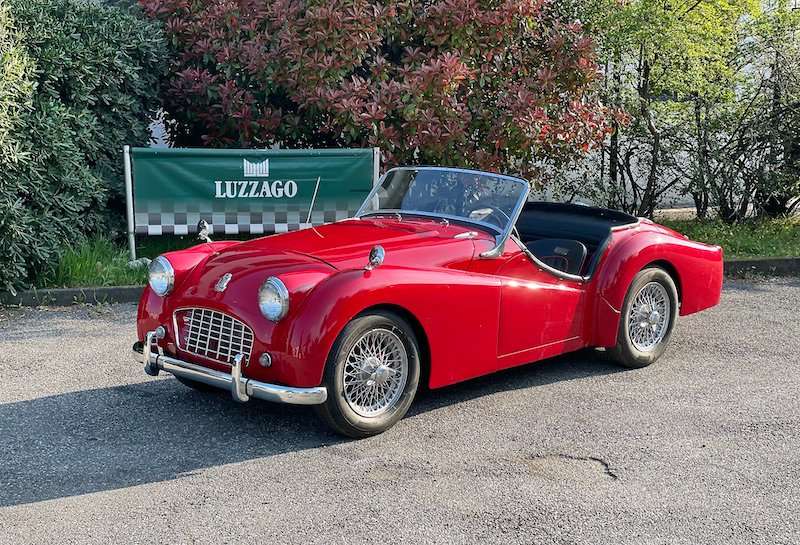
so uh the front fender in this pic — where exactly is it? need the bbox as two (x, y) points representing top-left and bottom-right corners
(284, 265), (502, 389)
(135, 241), (240, 340)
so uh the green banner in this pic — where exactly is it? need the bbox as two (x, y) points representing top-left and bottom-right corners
(131, 147), (377, 235)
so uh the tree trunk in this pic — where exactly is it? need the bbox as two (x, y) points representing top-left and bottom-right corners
(608, 55), (623, 210)
(758, 51), (785, 218)
(692, 98), (709, 220)
(691, 191), (709, 219)
(637, 58), (660, 218)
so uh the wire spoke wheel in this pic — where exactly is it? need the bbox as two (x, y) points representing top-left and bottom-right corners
(627, 281), (671, 352)
(343, 328), (409, 418)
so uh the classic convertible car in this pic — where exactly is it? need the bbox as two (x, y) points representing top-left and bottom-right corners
(134, 167), (723, 437)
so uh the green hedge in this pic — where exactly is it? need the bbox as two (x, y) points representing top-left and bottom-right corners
(0, 0), (166, 294)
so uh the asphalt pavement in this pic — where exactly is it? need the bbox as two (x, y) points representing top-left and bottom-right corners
(1, 277), (798, 544)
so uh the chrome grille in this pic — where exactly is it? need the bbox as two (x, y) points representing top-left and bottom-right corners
(174, 308), (254, 365)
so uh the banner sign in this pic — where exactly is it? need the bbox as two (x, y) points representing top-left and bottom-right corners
(129, 147), (378, 236)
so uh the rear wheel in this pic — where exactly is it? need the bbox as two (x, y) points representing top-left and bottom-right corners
(315, 311), (420, 438)
(609, 267), (678, 368)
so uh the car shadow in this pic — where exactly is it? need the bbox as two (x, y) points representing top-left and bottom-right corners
(0, 350), (622, 507)
(409, 349), (622, 416)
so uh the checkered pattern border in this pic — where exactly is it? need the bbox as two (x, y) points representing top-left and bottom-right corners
(134, 200), (362, 235)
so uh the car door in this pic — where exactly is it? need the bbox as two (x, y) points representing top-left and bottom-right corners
(493, 246), (586, 365)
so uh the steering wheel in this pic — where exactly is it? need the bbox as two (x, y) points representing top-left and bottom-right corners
(467, 203), (520, 239)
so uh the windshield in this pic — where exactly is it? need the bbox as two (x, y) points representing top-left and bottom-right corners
(357, 167), (529, 234)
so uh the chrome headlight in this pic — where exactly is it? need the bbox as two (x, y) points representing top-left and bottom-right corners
(258, 276), (289, 321)
(148, 256), (175, 296)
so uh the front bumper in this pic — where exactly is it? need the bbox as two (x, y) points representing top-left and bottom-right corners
(133, 330), (327, 405)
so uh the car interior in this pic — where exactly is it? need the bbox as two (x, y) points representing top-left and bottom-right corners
(514, 202), (638, 278)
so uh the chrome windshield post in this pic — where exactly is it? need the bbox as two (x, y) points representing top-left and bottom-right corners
(479, 239), (506, 259)
(478, 184), (530, 259)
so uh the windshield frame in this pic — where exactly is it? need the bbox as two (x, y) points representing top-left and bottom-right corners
(355, 166), (531, 258)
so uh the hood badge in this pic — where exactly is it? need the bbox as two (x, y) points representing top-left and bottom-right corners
(214, 273), (233, 293)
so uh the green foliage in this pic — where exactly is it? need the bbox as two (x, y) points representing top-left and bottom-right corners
(663, 217), (800, 258)
(574, 0), (761, 216)
(0, 1), (49, 295)
(0, 0), (166, 294)
(39, 238), (147, 288)
(134, 234), (253, 259)
(564, 0), (799, 220)
(0, 2), (32, 152)
(142, 0), (612, 180)
(591, 0), (757, 100)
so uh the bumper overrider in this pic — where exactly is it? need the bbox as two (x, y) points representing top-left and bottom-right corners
(132, 330), (327, 405)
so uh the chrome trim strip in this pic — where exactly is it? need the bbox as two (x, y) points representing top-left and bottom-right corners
(511, 218), (639, 282)
(134, 334), (327, 405)
(511, 236), (587, 283)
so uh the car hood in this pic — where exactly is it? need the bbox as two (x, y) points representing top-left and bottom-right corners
(166, 217), (480, 324)
(212, 218), (480, 271)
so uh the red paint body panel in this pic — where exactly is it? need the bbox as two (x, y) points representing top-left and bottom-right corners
(135, 215), (723, 391)
(589, 221), (723, 347)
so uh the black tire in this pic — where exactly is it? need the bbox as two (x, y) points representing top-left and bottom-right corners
(315, 310), (421, 438)
(609, 267), (678, 368)
(175, 375), (217, 392)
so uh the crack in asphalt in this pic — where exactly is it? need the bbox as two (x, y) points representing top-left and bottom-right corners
(529, 453), (619, 481)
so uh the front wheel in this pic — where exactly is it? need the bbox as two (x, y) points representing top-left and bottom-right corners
(315, 310), (421, 438)
(609, 267), (678, 368)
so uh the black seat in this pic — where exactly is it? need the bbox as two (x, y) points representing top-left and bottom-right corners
(525, 239), (587, 276)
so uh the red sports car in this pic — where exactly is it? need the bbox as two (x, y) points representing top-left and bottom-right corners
(134, 167), (723, 437)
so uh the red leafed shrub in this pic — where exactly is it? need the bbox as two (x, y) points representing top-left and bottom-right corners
(141, 0), (612, 178)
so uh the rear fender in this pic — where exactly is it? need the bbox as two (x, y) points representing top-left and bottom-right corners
(591, 230), (723, 347)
